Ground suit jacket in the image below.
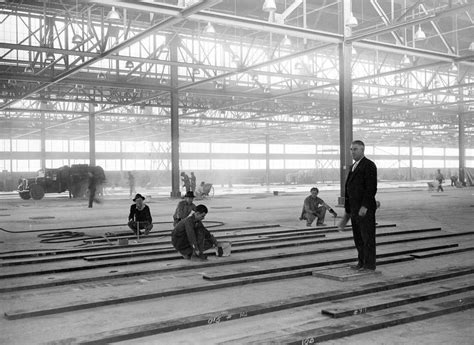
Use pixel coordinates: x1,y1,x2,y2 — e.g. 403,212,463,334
344,156,377,215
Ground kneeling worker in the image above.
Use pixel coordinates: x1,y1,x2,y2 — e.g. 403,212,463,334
128,193,153,235
171,204,221,260
300,187,337,226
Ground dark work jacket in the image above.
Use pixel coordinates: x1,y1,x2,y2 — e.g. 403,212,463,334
344,156,377,215
128,204,152,223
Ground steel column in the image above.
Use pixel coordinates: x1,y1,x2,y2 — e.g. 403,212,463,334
170,36,181,198
458,113,465,186
89,104,96,167
265,133,270,186
40,104,46,170
338,0,354,205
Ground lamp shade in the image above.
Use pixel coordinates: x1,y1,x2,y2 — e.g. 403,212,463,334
45,52,55,62
125,60,134,68
72,34,83,44
281,35,291,47
262,0,277,12
106,6,121,20
204,22,215,34
414,25,426,40
346,12,358,27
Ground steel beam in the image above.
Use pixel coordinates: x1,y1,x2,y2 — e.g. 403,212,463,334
0,0,222,110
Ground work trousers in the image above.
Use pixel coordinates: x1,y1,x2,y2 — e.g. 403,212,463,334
128,220,153,234
305,207,327,226
350,208,376,269
172,228,216,257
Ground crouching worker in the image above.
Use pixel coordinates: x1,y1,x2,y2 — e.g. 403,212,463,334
173,191,196,226
299,187,337,227
128,193,153,236
171,204,221,261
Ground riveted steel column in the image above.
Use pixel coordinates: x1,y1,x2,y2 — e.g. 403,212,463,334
337,0,354,206
170,36,181,197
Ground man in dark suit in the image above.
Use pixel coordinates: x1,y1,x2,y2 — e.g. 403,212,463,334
344,140,378,271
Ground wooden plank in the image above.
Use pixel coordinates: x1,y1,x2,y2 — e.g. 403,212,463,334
0,230,461,280
410,246,474,258
1,252,444,320
242,296,474,345
41,269,474,344
322,284,474,318
202,244,457,281
0,226,429,265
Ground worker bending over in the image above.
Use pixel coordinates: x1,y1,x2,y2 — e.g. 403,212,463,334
171,204,222,261
300,187,337,226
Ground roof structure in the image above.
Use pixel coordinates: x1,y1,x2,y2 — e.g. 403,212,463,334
0,0,473,147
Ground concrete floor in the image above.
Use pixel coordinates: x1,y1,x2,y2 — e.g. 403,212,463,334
0,183,473,344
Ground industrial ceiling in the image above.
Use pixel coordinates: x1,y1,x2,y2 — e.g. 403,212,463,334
0,0,473,148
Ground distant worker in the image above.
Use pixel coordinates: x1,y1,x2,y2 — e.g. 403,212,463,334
87,171,97,208
173,191,197,226
171,204,221,261
195,181,206,198
450,174,458,187
128,193,153,236
181,172,191,193
299,187,337,227
128,171,135,197
435,169,445,192
190,172,196,192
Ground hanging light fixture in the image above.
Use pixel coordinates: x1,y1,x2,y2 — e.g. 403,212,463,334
45,52,55,63
281,35,291,47
106,6,121,21
125,60,134,69
414,25,426,40
262,0,277,12
346,12,358,27
400,54,411,67
204,22,215,34
24,64,34,73
72,33,83,44
351,46,357,56
97,72,106,79
469,42,474,51
192,67,201,75
450,62,458,72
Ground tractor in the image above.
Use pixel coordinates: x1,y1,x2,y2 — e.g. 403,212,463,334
17,164,106,200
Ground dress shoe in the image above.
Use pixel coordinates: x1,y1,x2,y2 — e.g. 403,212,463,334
350,264,363,270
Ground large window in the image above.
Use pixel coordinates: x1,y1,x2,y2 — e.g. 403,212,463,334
46,140,68,152
11,160,40,172
211,143,248,154
70,140,88,152
285,160,315,169
181,142,209,153
211,159,248,170
11,139,40,152
285,144,315,154
249,159,266,169
181,159,210,170
0,139,10,152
